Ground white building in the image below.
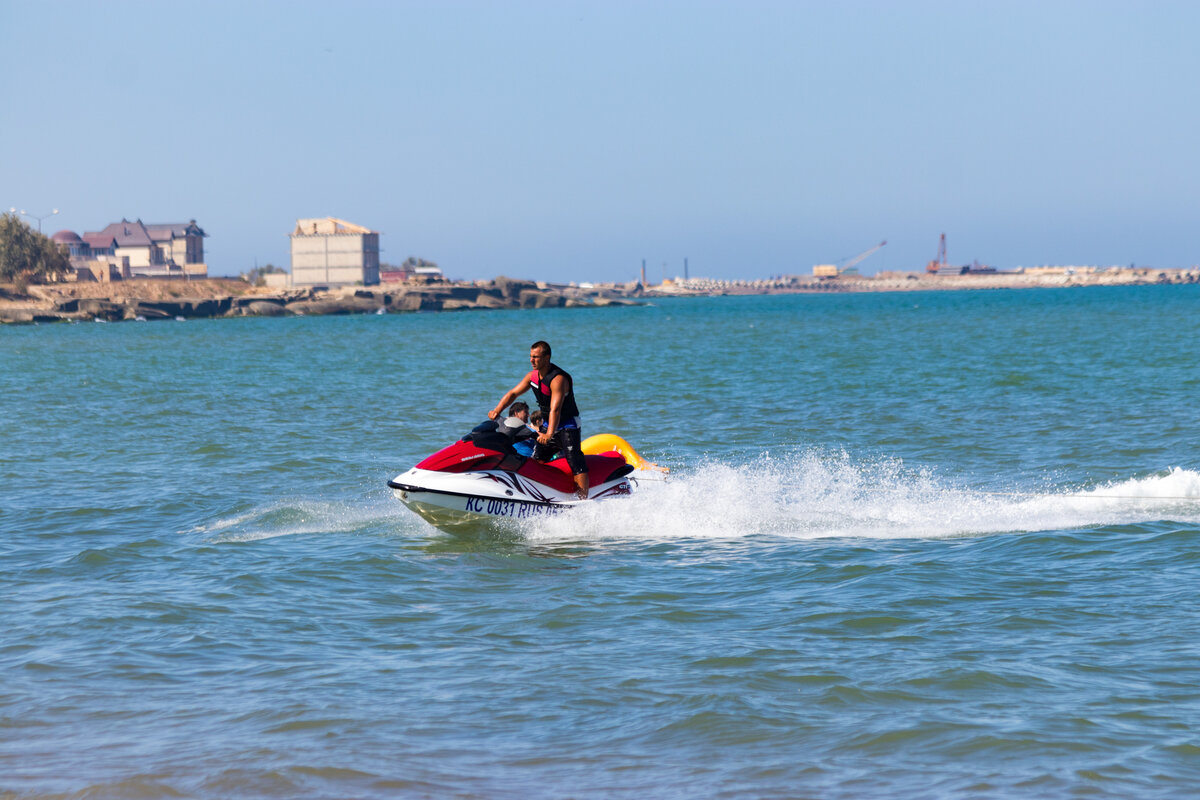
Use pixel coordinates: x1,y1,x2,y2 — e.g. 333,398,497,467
289,217,380,287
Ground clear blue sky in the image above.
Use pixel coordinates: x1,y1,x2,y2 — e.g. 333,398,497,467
3,0,1197,282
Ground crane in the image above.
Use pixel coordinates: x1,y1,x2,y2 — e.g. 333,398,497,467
926,233,948,273
840,240,887,273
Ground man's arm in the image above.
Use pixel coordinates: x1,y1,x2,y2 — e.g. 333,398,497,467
489,376,532,420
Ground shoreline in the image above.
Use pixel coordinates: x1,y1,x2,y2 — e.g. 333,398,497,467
644,266,1200,297
0,276,640,325
2,267,1197,325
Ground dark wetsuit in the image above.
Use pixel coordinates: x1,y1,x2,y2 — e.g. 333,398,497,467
528,363,586,475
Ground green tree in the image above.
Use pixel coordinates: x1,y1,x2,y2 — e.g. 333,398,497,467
241,263,288,286
0,212,70,283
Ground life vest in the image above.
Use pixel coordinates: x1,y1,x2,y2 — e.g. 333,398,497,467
528,363,580,422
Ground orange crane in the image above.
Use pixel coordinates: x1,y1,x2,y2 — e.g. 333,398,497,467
926,233,948,273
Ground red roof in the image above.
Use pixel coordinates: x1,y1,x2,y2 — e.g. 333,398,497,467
82,232,117,249
88,220,152,247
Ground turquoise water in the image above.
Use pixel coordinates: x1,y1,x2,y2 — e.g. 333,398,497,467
3,287,1200,798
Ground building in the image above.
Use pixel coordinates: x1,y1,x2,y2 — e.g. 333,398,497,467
51,231,122,282
289,217,380,287
56,219,208,279
380,261,444,283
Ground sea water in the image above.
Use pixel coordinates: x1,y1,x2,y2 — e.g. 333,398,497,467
3,286,1199,798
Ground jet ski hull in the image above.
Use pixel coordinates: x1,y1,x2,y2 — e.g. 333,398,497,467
389,461,633,531
389,471,578,530
389,425,642,532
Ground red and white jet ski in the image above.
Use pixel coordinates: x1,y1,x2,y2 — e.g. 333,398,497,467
389,423,636,531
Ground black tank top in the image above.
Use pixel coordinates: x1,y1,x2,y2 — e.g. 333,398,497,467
528,363,580,420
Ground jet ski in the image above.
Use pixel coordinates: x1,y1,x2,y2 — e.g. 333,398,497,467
389,421,638,531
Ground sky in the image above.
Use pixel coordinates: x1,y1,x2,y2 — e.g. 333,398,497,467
2,0,1198,283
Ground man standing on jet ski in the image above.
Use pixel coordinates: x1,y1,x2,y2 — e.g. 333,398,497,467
489,341,589,499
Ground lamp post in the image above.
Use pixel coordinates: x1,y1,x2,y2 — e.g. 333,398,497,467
19,208,59,232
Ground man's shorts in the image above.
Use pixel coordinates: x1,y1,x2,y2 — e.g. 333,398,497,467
532,427,587,476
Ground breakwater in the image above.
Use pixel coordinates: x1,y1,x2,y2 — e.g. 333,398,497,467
0,276,640,324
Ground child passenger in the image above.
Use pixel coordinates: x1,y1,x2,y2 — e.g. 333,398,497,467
504,402,539,456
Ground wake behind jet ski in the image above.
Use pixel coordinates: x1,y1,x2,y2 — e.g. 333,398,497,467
389,421,638,531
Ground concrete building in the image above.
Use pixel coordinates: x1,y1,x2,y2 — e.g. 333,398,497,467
289,217,380,287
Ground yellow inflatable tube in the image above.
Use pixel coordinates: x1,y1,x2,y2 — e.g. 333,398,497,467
581,434,669,473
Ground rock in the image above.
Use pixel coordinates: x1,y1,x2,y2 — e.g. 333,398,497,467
0,309,34,324
591,297,635,307
77,298,125,321
441,299,481,311
243,300,288,316
235,294,287,309
131,303,175,320
494,276,538,300
132,301,186,319
444,286,481,301
518,289,565,309
473,293,512,309
185,297,232,317
287,296,382,315
391,293,444,312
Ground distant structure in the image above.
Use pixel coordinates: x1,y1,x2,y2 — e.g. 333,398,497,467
380,257,443,283
926,233,995,275
926,233,952,273
813,240,886,278
51,231,122,281
54,219,207,281
289,217,380,287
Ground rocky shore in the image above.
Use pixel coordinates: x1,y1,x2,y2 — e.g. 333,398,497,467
2,267,1197,325
0,276,642,325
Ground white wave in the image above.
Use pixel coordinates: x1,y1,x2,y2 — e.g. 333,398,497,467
188,496,410,543
522,453,1200,543
1081,467,1200,501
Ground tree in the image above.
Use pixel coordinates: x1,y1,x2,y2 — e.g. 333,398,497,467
0,212,70,283
241,263,288,286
